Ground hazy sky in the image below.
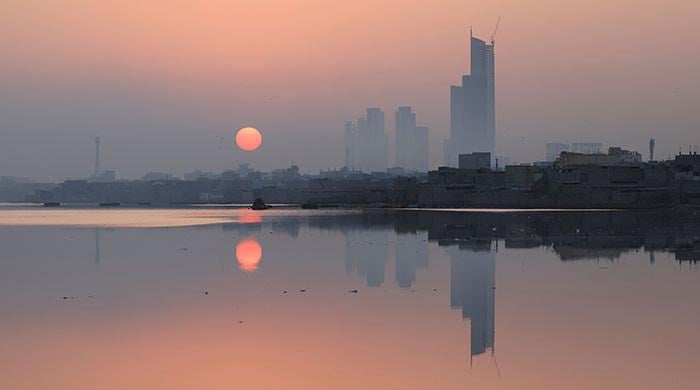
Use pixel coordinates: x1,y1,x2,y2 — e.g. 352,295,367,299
1,0,698,180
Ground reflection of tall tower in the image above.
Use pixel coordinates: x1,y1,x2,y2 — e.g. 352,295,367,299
445,32,495,167
395,232,429,288
94,136,101,177
450,245,496,358
344,230,388,287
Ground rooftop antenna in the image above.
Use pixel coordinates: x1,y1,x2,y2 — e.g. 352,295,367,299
491,16,501,45
94,136,101,178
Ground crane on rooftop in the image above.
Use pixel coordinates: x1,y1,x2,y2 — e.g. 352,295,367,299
491,17,501,45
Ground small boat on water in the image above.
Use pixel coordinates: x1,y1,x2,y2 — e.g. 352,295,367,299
250,198,269,210
43,202,61,207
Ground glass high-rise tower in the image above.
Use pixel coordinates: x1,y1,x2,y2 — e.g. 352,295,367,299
445,33,495,167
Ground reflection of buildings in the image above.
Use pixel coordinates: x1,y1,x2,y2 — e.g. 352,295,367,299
344,230,388,287
209,209,700,363
219,210,700,266
449,243,495,358
395,232,428,288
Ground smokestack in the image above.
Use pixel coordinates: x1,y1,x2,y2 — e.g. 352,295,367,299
94,136,101,178
649,138,655,161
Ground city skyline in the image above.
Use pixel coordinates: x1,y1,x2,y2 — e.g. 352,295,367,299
2,3,700,388
1,1,699,181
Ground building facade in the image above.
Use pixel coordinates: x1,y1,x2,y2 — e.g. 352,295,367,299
445,34,495,167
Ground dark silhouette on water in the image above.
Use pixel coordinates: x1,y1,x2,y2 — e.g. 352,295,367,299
251,198,268,210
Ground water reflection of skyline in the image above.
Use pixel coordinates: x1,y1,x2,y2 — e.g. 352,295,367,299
4,209,698,388
217,209,700,360
395,232,428,289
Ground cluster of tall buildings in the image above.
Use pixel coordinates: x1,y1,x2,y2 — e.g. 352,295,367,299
344,107,429,173
344,228,494,359
344,32,496,172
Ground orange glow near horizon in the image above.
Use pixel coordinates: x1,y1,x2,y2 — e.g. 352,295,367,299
235,127,262,152
235,238,262,272
238,210,263,224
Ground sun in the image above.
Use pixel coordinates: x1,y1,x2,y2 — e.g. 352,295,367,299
235,127,263,151
235,238,262,272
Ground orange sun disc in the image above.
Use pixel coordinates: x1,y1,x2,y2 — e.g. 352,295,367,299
235,127,263,151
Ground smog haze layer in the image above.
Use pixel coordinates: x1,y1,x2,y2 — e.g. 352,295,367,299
1,0,698,180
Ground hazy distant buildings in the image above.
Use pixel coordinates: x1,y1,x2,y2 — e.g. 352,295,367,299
546,143,570,162
459,152,491,170
571,142,603,154
141,172,177,181
445,33,495,167
395,107,429,172
608,147,642,163
92,170,116,183
345,108,388,172
546,142,604,161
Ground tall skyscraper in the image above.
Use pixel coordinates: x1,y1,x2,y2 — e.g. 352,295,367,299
395,106,429,172
445,32,495,167
344,108,388,172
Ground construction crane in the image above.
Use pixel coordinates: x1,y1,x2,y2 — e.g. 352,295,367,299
491,17,501,45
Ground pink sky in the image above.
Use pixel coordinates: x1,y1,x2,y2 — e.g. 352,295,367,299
1,1,699,178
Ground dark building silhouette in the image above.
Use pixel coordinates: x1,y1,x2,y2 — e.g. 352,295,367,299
445,32,495,167
395,107,429,172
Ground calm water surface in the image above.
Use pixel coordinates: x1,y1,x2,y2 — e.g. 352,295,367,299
0,207,698,389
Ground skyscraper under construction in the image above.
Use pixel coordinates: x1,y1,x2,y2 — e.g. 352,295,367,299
445,32,495,167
